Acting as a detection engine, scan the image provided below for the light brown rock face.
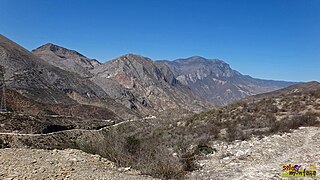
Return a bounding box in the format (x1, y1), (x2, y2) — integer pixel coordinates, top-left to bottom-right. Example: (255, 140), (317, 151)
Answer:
(91, 54), (209, 114)
(0, 148), (155, 180)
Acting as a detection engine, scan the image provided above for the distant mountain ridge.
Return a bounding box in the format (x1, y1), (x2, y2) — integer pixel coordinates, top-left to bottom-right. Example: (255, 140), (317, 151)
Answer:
(158, 56), (296, 105)
(246, 81), (320, 101)
(0, 35), (296, 115)
(31, 41), (297, 108)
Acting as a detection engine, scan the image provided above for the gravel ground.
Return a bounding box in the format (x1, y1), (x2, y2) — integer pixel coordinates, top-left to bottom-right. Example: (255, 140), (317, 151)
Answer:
(1, 127), (319, 179)
(187, 127), (320, 180)
(0, 148), (155, 180)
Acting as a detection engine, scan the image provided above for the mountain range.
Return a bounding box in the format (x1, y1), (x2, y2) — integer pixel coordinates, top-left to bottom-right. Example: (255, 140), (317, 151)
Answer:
(1, 34), (320, 180)
(1, 34), (297, 118)
(0, 35), (138, 120)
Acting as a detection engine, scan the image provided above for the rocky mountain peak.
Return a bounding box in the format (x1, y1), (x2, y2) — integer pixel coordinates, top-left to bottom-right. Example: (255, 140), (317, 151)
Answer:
(161, 56), (237, 82)
(124, 53), (146, 59)
(100, 53), (167, 84)
(114, 53), (154, 65)
(176, 56), (224, 64)
(157, 56), (295, 105)
(32, 43), (101, 77)
(91, 53), (207, 113)
(33, 43), (57, 51)
(33, 43), (85, 58)
(187, 56), (208, 61)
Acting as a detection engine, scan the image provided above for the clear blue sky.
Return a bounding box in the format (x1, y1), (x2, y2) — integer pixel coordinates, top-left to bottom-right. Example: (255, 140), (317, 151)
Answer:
(1, 0), (319, 82)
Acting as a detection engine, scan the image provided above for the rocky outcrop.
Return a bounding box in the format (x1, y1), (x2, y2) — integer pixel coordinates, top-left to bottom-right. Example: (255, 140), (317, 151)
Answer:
(158, 56), (296, 106)
(3, 88), (121, 121)
(32, 43), (100, 77)
(0, 35), (138, 120)
(0, 34), (107, 104)
(30, 40), (296, 113)
(91, 54), (208, 114)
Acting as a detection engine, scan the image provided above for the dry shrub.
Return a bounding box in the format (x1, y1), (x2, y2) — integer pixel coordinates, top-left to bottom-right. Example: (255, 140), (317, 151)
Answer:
(226, 124), (248, 141)
(75, 126), (186, 179)
(0, 139), (9, 148)
(180, 152), (197, 172)
(270, 112), (319, 133)
(310, 90), (320, 98)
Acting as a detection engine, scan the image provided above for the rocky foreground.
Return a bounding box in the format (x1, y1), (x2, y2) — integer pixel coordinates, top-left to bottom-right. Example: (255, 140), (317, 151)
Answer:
(0, 148), (154, 180)
(187, 126), (320, 180)
(1, 126), (319, 179)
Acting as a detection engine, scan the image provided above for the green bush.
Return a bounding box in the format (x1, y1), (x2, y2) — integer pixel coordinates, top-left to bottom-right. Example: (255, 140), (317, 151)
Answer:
(196, 144), (215, 155)
(0, 139), (8, 148)
(126, 135), (141, 154)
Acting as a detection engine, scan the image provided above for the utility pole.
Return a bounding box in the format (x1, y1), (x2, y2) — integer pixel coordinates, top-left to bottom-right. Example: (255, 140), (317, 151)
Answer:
(0, 65), (6, 112)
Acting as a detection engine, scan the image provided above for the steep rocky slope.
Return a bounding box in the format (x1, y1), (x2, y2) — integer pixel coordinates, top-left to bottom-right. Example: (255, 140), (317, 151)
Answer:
(0, 34), (106, 104)
(32, 42), (210, 116)
(3, 88), (121, 121)
(0, 35), (138, 120)
(91, 54), (208, 114)
(32, 43), (100, 77)
(31, 41), (296, 113)
(159, 56), (295, 106)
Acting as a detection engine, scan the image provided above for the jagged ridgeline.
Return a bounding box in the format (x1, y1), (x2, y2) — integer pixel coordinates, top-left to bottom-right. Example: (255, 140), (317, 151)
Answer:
(30, 35), (296, 116)
(159, 56), (296, 106)
(30, 39), (210, 116)
(0, 34), (139, 120)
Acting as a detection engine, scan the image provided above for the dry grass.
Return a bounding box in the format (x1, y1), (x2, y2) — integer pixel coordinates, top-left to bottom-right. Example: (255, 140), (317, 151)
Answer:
(74, 122), (188, 179)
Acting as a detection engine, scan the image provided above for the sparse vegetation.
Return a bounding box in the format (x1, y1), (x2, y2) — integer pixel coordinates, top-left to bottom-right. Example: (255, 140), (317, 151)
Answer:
(0, 139), (8, 148)
(10, 88), (315, 179)
(73, 122), (187, 179)
(1, 83), (319, 179)
(172, 88), (320, 145)
(227, 123), (248, 141)
(270, 112), (319, 133)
